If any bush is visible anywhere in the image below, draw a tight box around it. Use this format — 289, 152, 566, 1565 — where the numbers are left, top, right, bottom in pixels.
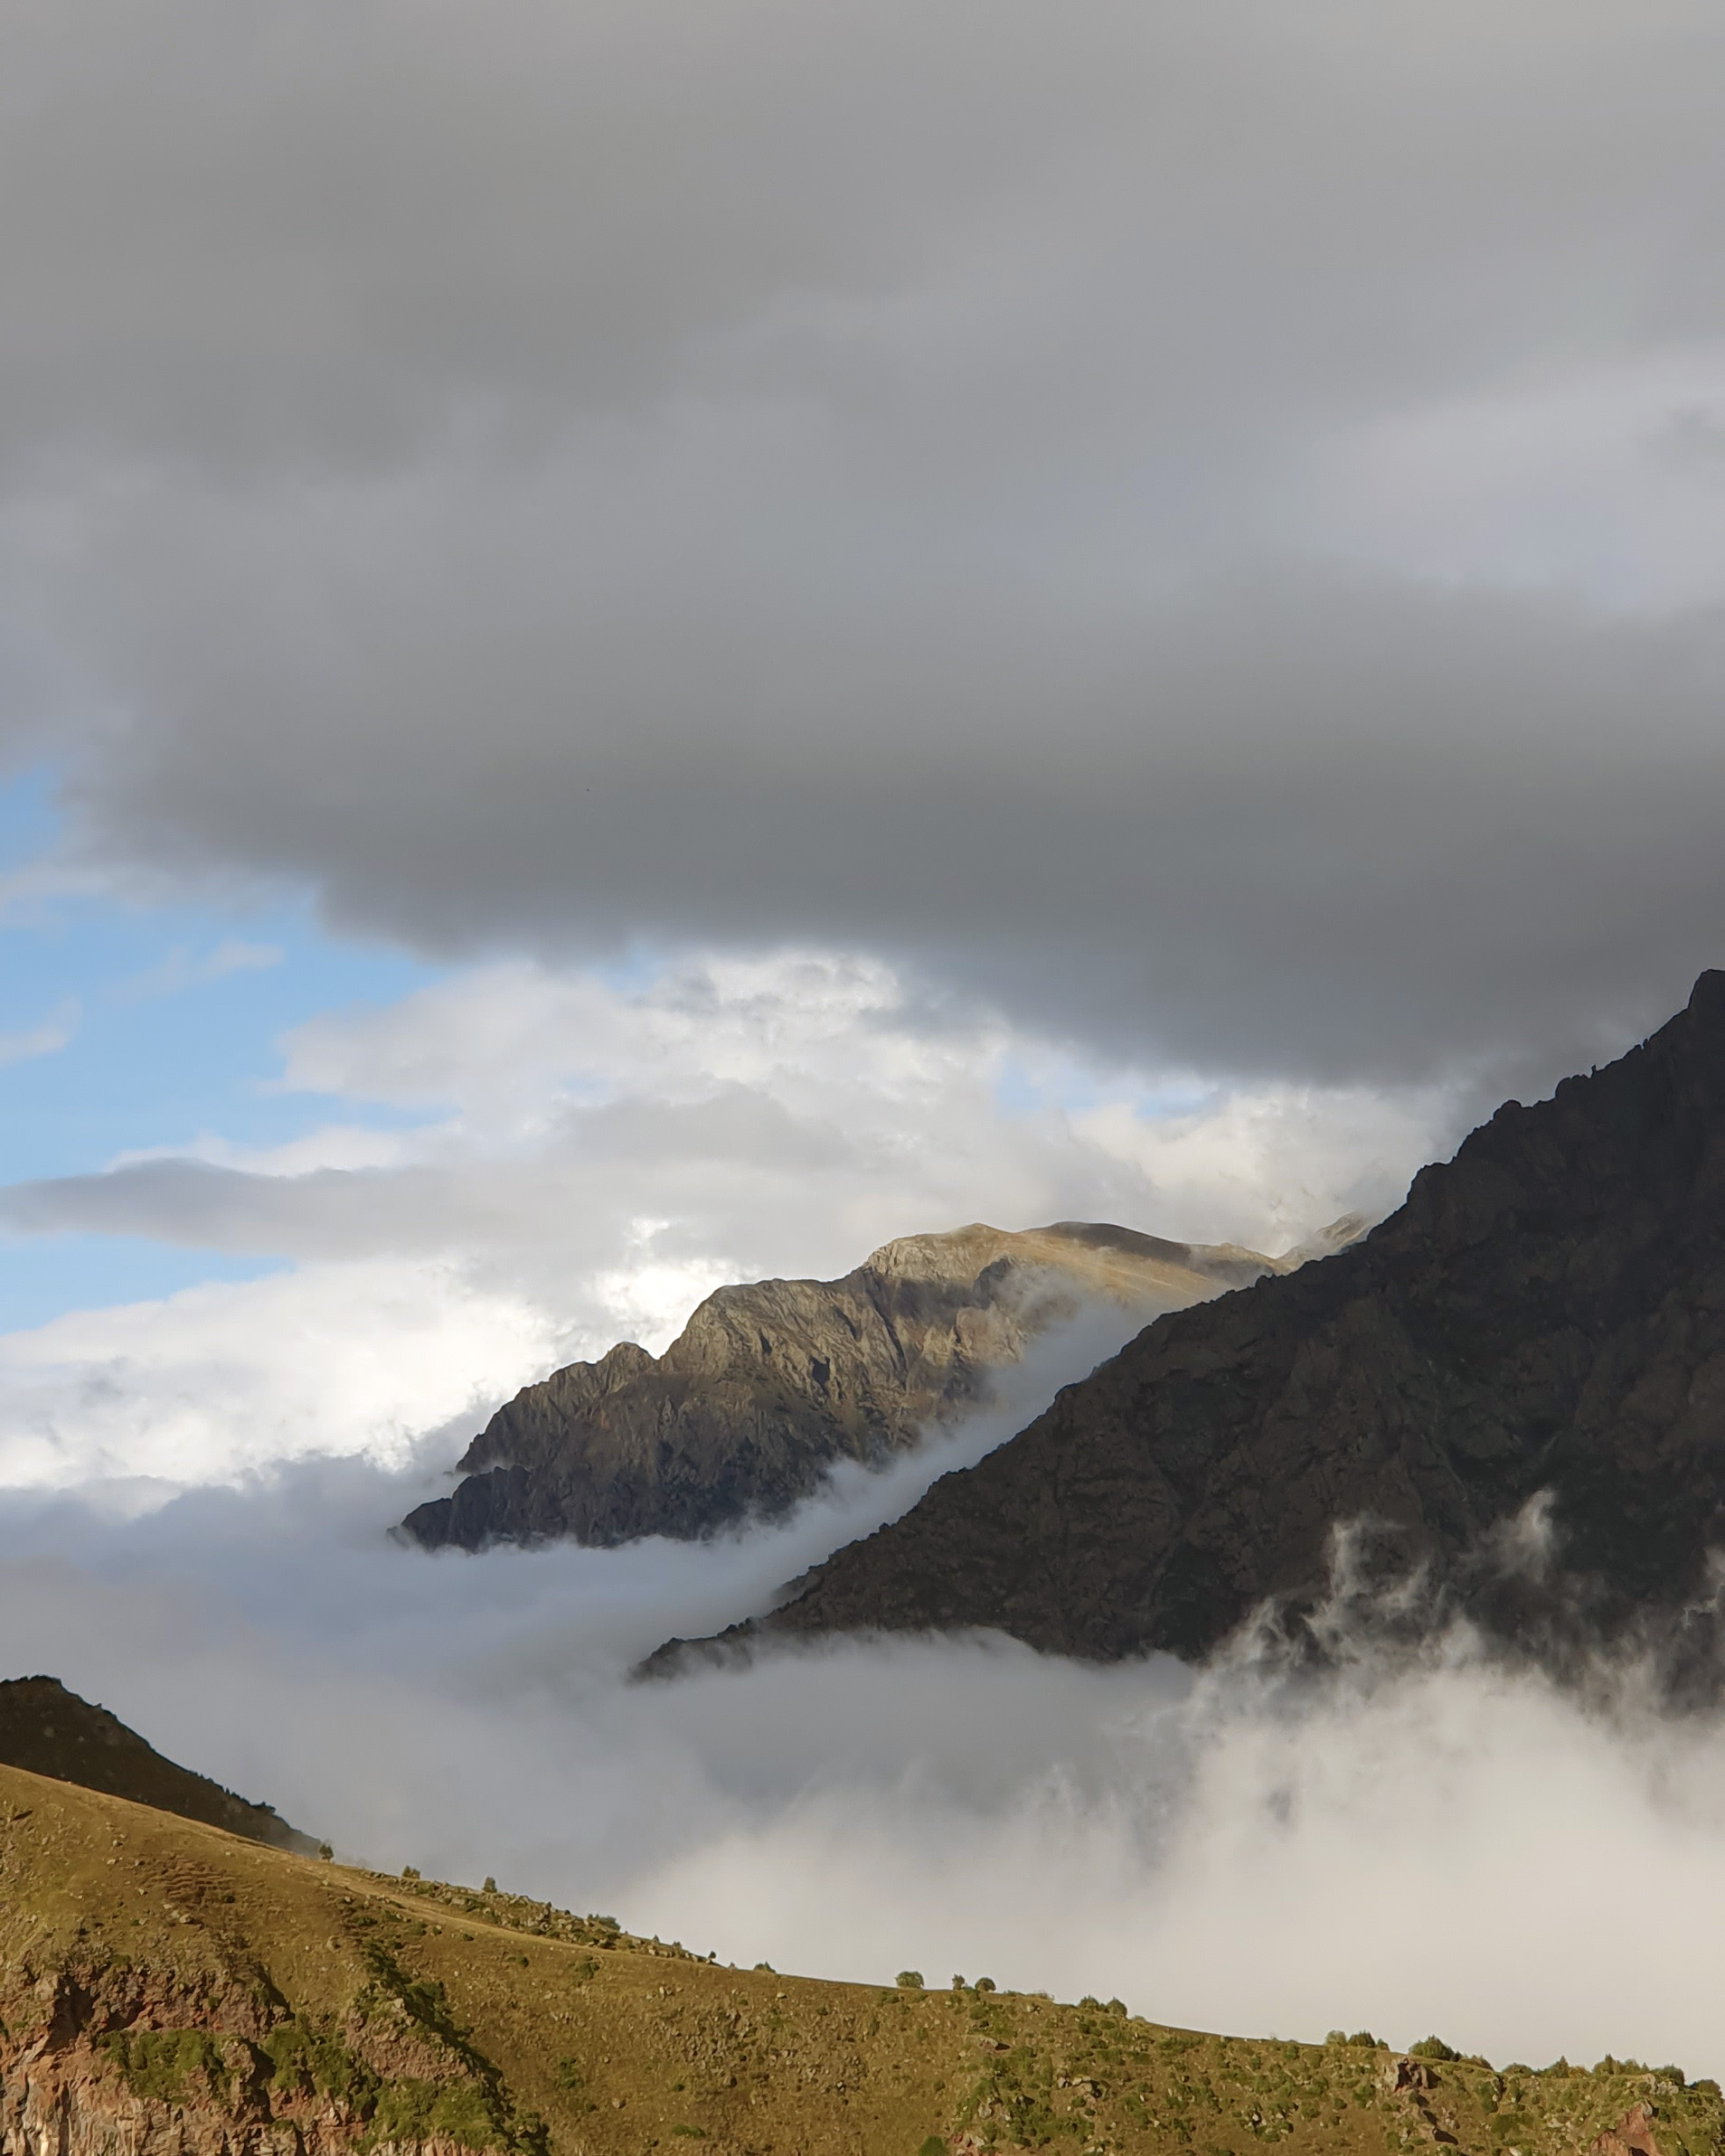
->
896, 1971, 925, 1991
1325, 2032, 1349, 2048
1107, 1999, 1128, 2019
483, 1877, 497, 1894
1348, 2032, 1385, 2050
1410, 2038, 1459, 2063
401, 1865, 420, 1881
918, 2140, 947, 2156
975, 1977, 996, 1993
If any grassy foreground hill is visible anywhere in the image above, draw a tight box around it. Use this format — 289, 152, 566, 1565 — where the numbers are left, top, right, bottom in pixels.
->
3, 1760, 1720, 2156
0, 1674, 325, 1856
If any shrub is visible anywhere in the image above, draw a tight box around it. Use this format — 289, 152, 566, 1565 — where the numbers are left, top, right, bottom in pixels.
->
896, 1971, 926, 1991
1410, 2038, 1459, 2063
975, 1977, 996, 1993
1108, 1999, 1128, 2018
401, 1865, 421, 1881
365, 2076, 498, 2151
483, 1877, 497, 1894
1325, 2032, 1349, 2048
1348, 2032, 1385, 2050
103, 2029, 231, 2104
918, 2140, 947, 2156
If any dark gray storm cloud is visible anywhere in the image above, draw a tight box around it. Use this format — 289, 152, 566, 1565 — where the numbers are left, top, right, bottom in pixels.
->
4, 0, 1725, 1082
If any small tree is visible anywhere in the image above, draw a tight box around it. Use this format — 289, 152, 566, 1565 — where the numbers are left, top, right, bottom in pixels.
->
896, 1971, 925, 1991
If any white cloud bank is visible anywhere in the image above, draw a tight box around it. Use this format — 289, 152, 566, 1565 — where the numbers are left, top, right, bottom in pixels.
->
0, 947, 1452, 1492
3, 1454, 1723, 2078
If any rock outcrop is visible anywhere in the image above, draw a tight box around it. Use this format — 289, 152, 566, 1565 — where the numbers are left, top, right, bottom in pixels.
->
0, 1676, 323, 1856
665, 972, 1725, 1673
401, 1220, 1358, 1552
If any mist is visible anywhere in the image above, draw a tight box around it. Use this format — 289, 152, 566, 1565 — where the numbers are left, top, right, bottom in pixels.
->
4, 1304, 1725, 2079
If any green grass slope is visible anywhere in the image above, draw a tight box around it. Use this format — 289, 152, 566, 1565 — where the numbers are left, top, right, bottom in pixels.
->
1, 1759, 1717, 2156
0, 1673, 324, 1853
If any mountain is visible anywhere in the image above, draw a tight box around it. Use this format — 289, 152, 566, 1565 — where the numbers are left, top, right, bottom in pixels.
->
3, 1756, 1712, 2156
658, 972, 1725, 1674
401, 1219, 1362, 1553
0, 1674, 325, 1857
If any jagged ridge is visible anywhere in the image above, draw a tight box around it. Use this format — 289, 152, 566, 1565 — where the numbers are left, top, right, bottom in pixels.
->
677, 972, 1725, 1671
401, 1220, 1335, 1553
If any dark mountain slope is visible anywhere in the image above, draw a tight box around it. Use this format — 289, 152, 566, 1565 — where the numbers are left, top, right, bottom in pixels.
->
0, 1674, 324, 1855
688, 971, 1725, 1669
402, 1219, 1327, 1552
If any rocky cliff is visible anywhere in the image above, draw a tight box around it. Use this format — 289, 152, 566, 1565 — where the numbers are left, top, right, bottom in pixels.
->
401, 1219, 1353, 1552
662, 972, 1725, 1674
0, 1677, 323, 1857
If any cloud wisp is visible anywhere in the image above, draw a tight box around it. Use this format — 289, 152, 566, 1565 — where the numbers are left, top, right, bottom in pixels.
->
0, 994, 76, 1068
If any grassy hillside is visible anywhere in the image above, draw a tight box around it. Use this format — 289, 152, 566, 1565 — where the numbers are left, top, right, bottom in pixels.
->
0, 1674, 325, 1854
1, 1758, 1717, 2156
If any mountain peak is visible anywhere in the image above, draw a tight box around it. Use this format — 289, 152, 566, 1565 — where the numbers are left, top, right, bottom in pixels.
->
664, 973, 1725, 1675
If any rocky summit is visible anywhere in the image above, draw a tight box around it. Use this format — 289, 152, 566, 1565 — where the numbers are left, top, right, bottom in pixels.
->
663, 971, 1725, 1675
400, 1220, 1362, 1553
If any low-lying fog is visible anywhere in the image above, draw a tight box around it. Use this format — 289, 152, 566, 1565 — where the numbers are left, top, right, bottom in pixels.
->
1, 1306, 1716, 2077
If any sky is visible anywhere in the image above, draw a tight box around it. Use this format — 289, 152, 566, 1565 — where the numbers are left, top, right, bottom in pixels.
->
3, 0, 1725, 2067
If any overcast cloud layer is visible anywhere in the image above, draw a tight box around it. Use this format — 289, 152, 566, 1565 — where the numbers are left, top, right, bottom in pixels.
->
3, 0, 1724, 1081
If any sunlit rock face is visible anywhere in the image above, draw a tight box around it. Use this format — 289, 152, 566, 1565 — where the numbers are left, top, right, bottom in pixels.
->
401, 1220, 1302, 1552
710, 973, 1725, 1679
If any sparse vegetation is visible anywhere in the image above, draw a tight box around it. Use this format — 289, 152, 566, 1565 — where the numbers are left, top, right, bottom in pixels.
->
1410, 2036, 1460, 2062
14, 1759, 1725, 2156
